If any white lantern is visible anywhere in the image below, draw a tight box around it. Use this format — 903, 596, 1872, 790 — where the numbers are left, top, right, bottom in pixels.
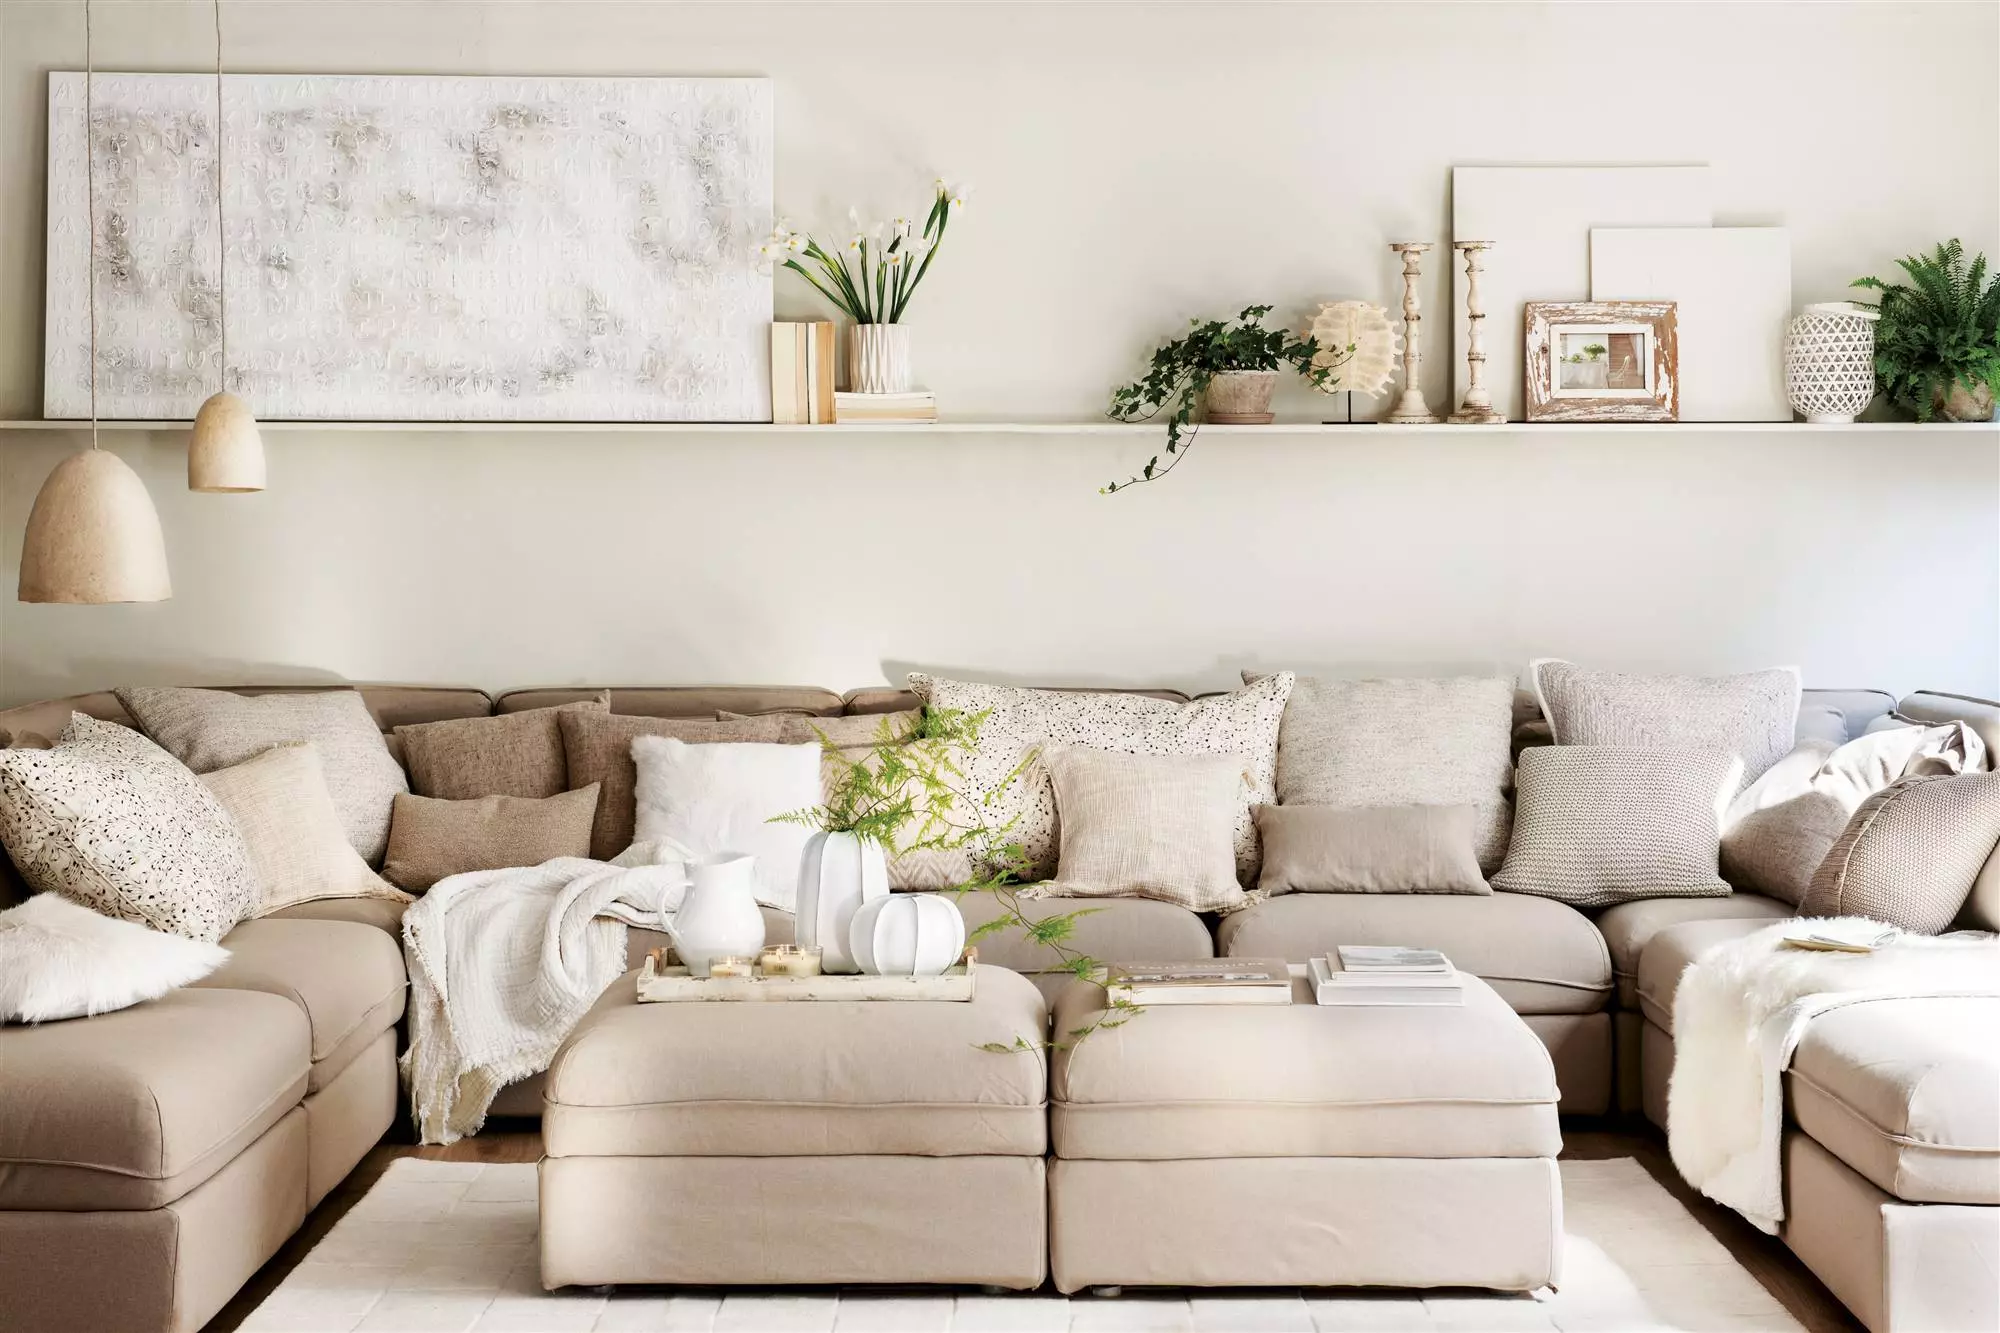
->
1785, 303, 1878, 424
848, 894, 966, 977
795, 831, 890, 973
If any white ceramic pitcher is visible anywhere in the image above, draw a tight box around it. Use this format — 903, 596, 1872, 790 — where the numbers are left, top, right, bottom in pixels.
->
664, 852, 766, 977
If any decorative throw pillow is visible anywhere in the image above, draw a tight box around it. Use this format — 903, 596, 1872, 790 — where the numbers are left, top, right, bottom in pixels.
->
1250, 674, 1515, 873
1801, 774, 2000, 933
907, 673, 1293, 884
1530, 659, 1800, 788
382, 785, 601, 891
200, 744, 414, 915
1042, 746, 1249, 911
559, 710, 792, 859
1254, 804, 1491, 896
630, 737, 821, 911
116, 686, 408, 864
0, 714, 260, 941
395, 697, 608, 800
0, 893, 231, 1023
1491, 745, 1740, 908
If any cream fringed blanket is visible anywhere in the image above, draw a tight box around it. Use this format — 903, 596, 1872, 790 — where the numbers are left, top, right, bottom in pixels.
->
400, 843, 693, 1146
1667, 919, 2000, 1233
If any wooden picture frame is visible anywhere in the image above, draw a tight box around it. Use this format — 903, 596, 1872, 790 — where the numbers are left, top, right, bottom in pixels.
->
1524, 301, 1678, 422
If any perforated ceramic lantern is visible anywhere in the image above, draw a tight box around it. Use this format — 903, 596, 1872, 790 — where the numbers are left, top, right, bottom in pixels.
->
848, 893, 966, 977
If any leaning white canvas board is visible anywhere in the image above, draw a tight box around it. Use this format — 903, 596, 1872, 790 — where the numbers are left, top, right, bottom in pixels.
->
1451, 166, 1711, 420
45, 73, 773, 421
1590, 227, 1792, 422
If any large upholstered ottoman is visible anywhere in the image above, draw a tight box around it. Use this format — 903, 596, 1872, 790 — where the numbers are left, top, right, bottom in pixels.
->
539, 963, 1050, 1289
1047, 968, 1564, 1294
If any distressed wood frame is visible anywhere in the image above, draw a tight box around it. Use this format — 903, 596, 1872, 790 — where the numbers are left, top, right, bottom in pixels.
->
1524, 300, 1679, 422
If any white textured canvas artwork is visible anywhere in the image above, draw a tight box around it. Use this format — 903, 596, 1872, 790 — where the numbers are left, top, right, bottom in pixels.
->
45, 73, 772, 421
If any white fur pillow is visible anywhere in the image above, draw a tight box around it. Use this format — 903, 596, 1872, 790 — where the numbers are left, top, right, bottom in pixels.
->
630, 737, 820, 912
0, 893, 229, 1023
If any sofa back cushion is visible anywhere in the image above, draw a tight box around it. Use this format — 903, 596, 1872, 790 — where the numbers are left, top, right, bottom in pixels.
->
500, 686, 842, 718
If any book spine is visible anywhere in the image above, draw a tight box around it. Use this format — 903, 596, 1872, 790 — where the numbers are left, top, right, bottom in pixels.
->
770, 323, 801, 424
812, 322, 837, 424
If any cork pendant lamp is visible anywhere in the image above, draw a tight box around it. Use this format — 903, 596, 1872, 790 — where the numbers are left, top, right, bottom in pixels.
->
188, 0, 264, 492
18, 0, 172, 604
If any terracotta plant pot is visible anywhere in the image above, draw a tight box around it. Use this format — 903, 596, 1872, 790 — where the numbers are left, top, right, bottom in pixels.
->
1205, 369, 1278, 424
1936, 380, 1995, 423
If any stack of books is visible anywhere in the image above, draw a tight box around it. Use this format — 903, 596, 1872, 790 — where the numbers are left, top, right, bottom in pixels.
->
1310, 946, 1463, 1006
1782, 921, 1899, 953
1105, 959, 1292, 1006
770, 322, 836, 424
833, 390, 937, 424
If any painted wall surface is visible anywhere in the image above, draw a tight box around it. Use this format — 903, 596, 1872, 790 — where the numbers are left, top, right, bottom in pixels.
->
2, 2, 1996, 704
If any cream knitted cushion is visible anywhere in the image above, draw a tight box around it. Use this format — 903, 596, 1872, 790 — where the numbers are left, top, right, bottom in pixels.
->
1532, 659, 1800, 787
1492, 746, 1739, 908
1801, 774, 2000, 933
1042, 745, 1249, 911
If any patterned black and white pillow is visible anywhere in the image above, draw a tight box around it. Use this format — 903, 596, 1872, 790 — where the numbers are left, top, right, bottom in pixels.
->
0, 714, 259, 942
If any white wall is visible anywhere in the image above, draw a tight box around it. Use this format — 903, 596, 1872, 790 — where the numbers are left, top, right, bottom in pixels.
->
2, 2, 1996, 705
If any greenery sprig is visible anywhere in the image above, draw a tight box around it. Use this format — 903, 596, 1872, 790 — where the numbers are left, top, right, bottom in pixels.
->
1851, 239, 2000, 421
1103, 305, 1350, 494
759, 180, 968, 325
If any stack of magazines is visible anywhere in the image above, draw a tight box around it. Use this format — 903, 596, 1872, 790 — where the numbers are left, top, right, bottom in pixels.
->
1309, 946, 1463, 1006
1105, 959, 1292, 1006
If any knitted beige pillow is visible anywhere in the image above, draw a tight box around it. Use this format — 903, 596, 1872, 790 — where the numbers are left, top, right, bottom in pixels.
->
201, 744, 413, 916
1042, 745, 1250, 912
1801, 774, 2000, 933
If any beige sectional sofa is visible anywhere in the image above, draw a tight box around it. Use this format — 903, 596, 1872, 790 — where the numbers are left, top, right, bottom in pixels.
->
1, 680, 1995, 1332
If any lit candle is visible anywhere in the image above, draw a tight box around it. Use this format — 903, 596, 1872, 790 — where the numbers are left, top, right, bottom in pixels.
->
706, 955, 756, 979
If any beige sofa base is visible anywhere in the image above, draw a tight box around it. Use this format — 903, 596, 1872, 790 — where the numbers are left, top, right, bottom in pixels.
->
1783, 1131, 2000, 1333
1524, 1011, 1612, 1116
1047, 1156, 1562, 1294
303, 1030, 398, 1207
0, 1106, 307, 1333
538, 1155, 1048, 1289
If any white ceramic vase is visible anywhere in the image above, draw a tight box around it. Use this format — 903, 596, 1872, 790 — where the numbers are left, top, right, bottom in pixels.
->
848, 323, 912, 394
1785, 306, 1877, 423
849, 893, 967, 978
795, 831, 890, 974
664, 852, 767, 977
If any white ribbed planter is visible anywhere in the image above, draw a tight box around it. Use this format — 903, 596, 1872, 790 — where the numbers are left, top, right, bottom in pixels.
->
795, 831, 890, 974
847, 324, 913, 394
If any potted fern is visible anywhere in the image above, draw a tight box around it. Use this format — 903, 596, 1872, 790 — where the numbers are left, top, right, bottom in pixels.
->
1851, 239, 2000, 422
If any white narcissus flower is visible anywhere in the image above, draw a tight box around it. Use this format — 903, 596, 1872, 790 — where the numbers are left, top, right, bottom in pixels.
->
891, 217, 913, 239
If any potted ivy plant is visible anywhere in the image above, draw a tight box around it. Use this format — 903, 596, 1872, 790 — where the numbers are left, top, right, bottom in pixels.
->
1103, 305, 1349, 493
1851, 239, 2000, 422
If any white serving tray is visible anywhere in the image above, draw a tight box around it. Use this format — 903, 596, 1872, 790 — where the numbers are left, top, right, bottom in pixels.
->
637, 955, 976, 1003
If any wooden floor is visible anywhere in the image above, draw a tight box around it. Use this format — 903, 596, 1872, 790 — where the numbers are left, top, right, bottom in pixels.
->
207, 1120, 1862, 1333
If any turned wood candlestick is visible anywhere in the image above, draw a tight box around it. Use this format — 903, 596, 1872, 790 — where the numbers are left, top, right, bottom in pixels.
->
1386, 242, 1439, 424
1448, 240, 1505, 425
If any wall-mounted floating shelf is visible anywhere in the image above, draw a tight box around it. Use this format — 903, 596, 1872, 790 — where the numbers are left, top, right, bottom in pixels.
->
0, 419, 1991, 435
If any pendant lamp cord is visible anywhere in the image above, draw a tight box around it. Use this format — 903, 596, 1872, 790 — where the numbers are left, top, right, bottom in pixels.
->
83, 0, 97, 450
212, 0, 227, 394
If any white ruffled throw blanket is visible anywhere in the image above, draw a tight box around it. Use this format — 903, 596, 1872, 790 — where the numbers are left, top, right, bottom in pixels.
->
1668, 918, 2000, 1233
400, 841, 694, 1145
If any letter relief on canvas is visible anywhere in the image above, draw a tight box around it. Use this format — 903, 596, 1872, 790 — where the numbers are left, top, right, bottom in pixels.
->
45, 74, 774, 421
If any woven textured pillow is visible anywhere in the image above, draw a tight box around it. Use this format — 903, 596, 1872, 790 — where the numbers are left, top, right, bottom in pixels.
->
201, 743, 413, 915
559, 710, 792, 859
395, 697, 608, 800
1492, 745, 1739, 907
0, 714, 259, 941
382, 786, 601, 892
907, 673, 1292, 884
1531, 659, 1800, 787
1801, 774, 2000, 933
1042, 746, 1249, 911
116, 686, 408, 864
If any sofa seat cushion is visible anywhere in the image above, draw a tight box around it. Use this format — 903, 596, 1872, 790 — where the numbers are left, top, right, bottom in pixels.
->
1786, 996, 2000, 1205
0, 988, 309, 1209
543, 964, 1047, 1158
1596, 894, 1793, 1008
1216, 891, 1610, 1015
1634, 918, 1779, 1032
265, 894, 409, 937
194, 920, 407, 1091
957, 889, 1212, 974
1050, 971, 1559, 1160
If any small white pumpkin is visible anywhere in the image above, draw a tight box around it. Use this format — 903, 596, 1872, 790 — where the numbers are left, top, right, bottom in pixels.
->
848, 893, 966, 977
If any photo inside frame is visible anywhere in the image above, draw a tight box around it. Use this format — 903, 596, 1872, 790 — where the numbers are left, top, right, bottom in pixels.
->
1553, 324, 1653, 396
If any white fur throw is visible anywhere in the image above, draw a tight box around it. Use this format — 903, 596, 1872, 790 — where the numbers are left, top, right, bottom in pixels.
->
0, 893, 229, 1022
1667, 919, 2000, 1232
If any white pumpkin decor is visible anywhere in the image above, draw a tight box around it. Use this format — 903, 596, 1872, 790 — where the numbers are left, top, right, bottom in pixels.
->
1307, 300, 1401, 399
795, 831, 890, 973
849, 893, 967, 977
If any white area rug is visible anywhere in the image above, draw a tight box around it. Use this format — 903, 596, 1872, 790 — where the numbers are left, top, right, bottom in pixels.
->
242, 1157, 1804, 1332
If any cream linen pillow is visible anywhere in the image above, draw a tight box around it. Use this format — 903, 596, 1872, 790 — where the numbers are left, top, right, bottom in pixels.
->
0, 893, 230, 1022
1041, 745, 1250, 911
630, 738, 820, 912
907, 673, 1292, 884
382, 786, 601, 892
1254, 804, 1491, 896
0, 714, 259, 942
200, 744, 413, 916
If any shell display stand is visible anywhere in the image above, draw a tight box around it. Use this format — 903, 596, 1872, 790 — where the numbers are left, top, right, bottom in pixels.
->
636, 950, 976, 1002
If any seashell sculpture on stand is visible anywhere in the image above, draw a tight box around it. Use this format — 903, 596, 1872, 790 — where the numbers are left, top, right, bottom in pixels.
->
1307, 301, 1401, 416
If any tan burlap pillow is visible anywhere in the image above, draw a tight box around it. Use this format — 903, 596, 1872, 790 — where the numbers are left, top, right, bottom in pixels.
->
383, 785, 600, 891
1254, 804, 1491, 896
395, 697, 608, 800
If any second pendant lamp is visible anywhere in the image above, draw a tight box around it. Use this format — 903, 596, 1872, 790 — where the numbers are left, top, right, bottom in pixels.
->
188, 0, 264, 494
